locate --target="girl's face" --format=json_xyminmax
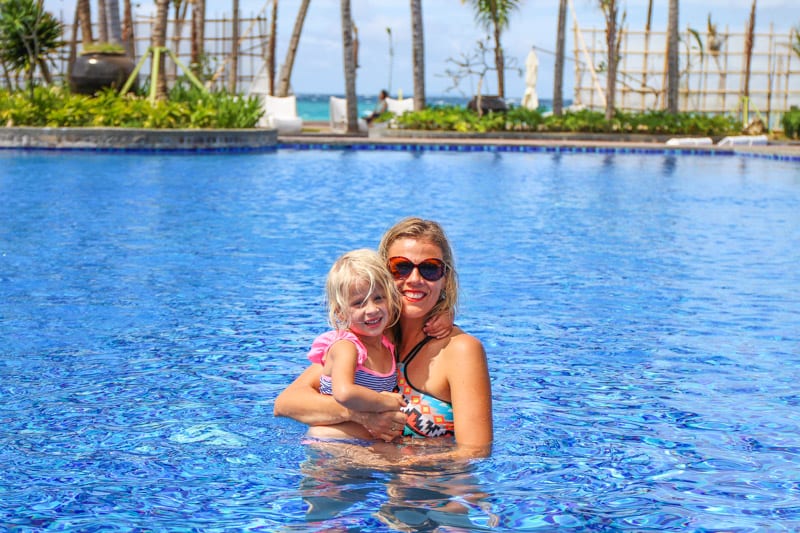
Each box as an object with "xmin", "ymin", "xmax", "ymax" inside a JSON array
[
  {"xmin": 386, "ymin": 238, "xmax": 446, "ymax": 320},
  {"xmin": 345, "ymin": 280, "xmax": 390, "ymax": 338}
]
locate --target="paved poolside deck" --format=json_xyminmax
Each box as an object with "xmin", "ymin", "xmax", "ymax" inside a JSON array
[
  {"xmin": 2, "ymin": 122, "xmax": 798, "ymax": 159},
  {"xmin": 282, "ymin": 121, "xmax": 800, "ymax": 160}
]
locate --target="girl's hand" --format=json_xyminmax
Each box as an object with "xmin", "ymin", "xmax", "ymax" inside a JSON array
[{"xmin": 423, "ymin": 310, "xmax": 454, "ymax": 339}]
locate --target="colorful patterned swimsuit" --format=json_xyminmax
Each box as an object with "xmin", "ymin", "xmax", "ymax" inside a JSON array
[{"xmin": 398, "ymin": 336, "xmax": 455, "ymax": 438}]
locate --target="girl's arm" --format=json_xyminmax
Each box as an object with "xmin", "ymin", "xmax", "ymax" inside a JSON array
[
  {"xmin": 273, "ymin": 363, "xmax": 406, "ymax": 442},
  {"xmin": 329, "ymin": 340, "xmax": 405, "ymax": 413}
]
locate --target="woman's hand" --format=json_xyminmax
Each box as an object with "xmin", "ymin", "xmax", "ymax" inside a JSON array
[{"xmin": 351, "ymin": 409, "xmax": 407, "ymax": 442}]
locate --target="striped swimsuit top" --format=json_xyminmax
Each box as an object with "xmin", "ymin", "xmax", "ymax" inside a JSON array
[{"xmin": 307, "ymin": 330, "xmax": 397, "ymax": 395}]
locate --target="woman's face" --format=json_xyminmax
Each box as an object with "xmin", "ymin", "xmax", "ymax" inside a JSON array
[{"xmin": 386, "ymin": 238, "xmax": 445, "ymax": 320}]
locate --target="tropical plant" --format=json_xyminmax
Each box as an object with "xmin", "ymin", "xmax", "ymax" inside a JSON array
[
  {"xmin": 461, "ymin": 0, "xmax": 521, "ymax": 98},
  {"xmin": 0, "ymin": 85, "xmax": 262, "ymax": 128},
  {"xmin": 410, "ymin": 0, "xmax": 425, "ymax": 110},
  {"xmin": 0, "ymin": 0, "xmax": 64, "ymax": 91},
  {"xmin": 781, "ymin": 107, "xmax": 800, "ymax": 139},
  {"xmin": 389, "ymin": 104, "xmax": 740, "ymax": 136}
]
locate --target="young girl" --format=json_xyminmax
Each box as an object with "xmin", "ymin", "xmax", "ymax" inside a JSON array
[{"xmin": 305, "ymin": 249, "xmax": 406, "ymax": 439}]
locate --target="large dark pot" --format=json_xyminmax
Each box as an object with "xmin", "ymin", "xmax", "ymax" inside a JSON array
[
  {"xmin": 69, "ymin": 52, "xmax": 136, "ymax": 95},
  {"xmin": 467, "ymin": 95, "xmax": 508, "ymax": 114}
]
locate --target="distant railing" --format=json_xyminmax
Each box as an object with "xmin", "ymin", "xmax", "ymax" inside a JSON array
[{"xmin": 572, "ymin": 24, "xmax": 799, "ymax": 128}]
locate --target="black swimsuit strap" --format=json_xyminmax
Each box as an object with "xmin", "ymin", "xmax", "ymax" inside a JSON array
[{"xmin": 401, "ymin": 335, "xmax": 434, "ymax": 365}]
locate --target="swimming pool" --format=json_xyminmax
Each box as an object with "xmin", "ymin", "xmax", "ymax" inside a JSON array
[{"xmin": 1, "ymin": 147, "xmax": 799, "ymax": 531}]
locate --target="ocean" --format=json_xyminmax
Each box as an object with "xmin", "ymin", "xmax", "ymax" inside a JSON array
[{"xmin": 294, "ymin": 93, "xmax": 557, "ymax": 122}]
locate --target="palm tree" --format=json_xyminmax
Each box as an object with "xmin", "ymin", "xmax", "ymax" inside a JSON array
[
  {"xmin": 0, "ymin": 0, "xmax": 63, "ymax": 91},
  {"xmin": 552, "ymin": 0, "xmax": 567, "ymax": 115},
  {"xmin": 277, "ymin": 0, "xmax": 310, "ymax": 96},
  {"xmin": 97, "ymin": 0, "xmax": 108, "ymax": 43},
  {"xmin": 76, "ymin": 0, "xmax": 93, "ymax": 46},
  {"xmin": 191, "ymin": 0, "xmax": 205, "ymax": 75},
  {"xmin": 340, "ymin": 0, "xmax": 358, "ymax": 133},
  {"xmin": 410, "ymin": 0, "xmax": 425, "ymax": 110},
  {"xmin": 600, "ymin": 0, "xmax": 620, "ymax": 121},
  {"xmin": 268, "ymin": 0, "xmax": 277, "ymax": 95},
  {"xmin": 122, "ymin": 0, "xmax": 134, "ymax": 57},
  {"xmin": 107, "ymin": 1, "xmax": 122, "ymax": 44},
  {"xmin": 462, "ymin": 0, "xmax": 521, "ymax": 98},
  {"xmin": 666, "ymin": 0, "xmax": 679, "ymax": 113},
  {"xmin": 228, "ymin": 0, "xmax": 240, "ymax": 93},
  {"xmin": 152, "ymin": 0, "xmax": 170, "ymax": 99}
]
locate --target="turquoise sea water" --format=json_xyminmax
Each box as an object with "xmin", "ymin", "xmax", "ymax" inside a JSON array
[
  {"xmin": 1, "ymin": 147, "xmax": 799, "ymax": 531},
  {"xmin": 294, "ymin": 93, "xmax": 556, "ymax": 121}
]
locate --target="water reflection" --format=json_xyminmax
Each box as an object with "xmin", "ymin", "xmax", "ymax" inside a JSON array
[{"xmin": 299, "ymin": 438, "xmax": 497, "ymax": 531}]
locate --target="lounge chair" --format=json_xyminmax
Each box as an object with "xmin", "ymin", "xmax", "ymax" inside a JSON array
[
  {"xmin": 665, "ymin": 137, "xmax": 713, "ymax": 146},
  {"xmin": 717, "ymin": 135, "xmax": 768, "ymax": 146},
  {"xmin": 258, "ymin": 95, "xmax": 303, "ymax": 135},
  {"xmin": 386, "ymin": 97, "xmax": 415, "ymax": 116},
  {"xmin": 329, "ymin": 96, "xmax": 367, "ymax": 133}
]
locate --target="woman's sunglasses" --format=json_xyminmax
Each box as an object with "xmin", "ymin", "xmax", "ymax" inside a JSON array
[{"xmin": 388, "ymin": 256, "xmax": 447, "ymax": 282}]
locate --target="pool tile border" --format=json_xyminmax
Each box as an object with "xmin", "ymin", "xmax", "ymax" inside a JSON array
[{"xmin": 278, "ymin": 141, "xmax": 800, "ymax": 161}]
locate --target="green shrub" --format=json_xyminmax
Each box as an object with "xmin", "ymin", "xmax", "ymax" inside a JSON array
[
  {"xmin": 0, "ymin": 85, "xmax": 261, "ymax": 128},
  {"xmin": 391, "ymin": 104, "xmax": 740, "ymax": 137},
  {"xmin": 782, "ymin": 108, "xmax": 800, "ymax": 139}
]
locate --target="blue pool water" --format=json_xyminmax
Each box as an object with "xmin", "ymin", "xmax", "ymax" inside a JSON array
[{"xmin": 1, "ymin": 147, "xmax": 799, "ymax": 531}]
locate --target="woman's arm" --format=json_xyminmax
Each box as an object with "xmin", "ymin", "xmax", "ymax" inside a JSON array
[
  {"xmin": 447, "ymin": 333, "xmax": 493, "ymax": 455},
  {"xmin": 273, "ymin": 363, "xmax": 406, "ymax": 441}
]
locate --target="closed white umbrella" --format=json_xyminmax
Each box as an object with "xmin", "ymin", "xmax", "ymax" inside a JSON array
[{"xmin": 521, "ymin": 48, "xmax": 539, "ymax": 110}]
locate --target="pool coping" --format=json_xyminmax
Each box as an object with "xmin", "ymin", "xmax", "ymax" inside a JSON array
[
  {"xmin": 1, "ymin": 125, "xmax": 799, "ymax": 160},
  {"xmin": 0, "ymin": 126, "xmax": 278, "ymax": 153}
]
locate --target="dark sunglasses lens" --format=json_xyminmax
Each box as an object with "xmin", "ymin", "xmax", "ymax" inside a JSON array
[
  {"xmin": 389, "ymin": 260, "xmax": 415, "ymax": 278},
  {"xmin": 418, "ymin": 260, "xmax": 445, "ymax": 281}
]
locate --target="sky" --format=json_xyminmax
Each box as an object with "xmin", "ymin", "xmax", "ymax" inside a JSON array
[{"xmin": 44, "ymin": 1, "xmax": 799, "ymax": 99}]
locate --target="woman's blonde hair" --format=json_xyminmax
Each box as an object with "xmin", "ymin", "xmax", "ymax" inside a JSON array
[
  {"xmin": 326, "ymin": 248, "xmax": 402, "ymax": 330},
  {"xmin": 378, "ymin": 217, "xmax": 459, "ymax": 321}
]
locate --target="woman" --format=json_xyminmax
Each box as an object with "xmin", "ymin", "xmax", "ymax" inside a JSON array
[{"xmin": 274, "ymin": 217, "xmax": 493, "ymax": 457}]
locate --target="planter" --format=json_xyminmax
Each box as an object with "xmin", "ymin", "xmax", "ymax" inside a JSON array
[
  {"xmin": 69, "ymin": 52, "xmax": 136, "ymax": 95},
  {"xmin": 468, "ymin": 95, "xmax": 508, "ymax": 114}
]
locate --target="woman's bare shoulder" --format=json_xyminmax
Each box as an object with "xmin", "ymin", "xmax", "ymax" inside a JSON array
[{"xmin": 442, "ymin": 328, "xmax": 485, "ymax": 358}]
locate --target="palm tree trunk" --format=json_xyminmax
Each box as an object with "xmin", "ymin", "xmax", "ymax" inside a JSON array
[
  {"xmin": 277, "ymin": 0, "xmax": 311, "ymax": 96},
  {"xmin": 122, "ymin": 0, "xmax": 134, "ymax": 58},
  {"xmin": 191, "ymin": 0, "xmax": 205, "ymax": 75},
  {"xmin": 97, "ymin": 0, "xmax": 109, "ymax": 43},
  {"xmin": 743, "ymin": 0, "xmax": 756, "ymax": 98},
  {"xmin": 229, "ymin": 0, "xmax": 240, "ymax": 93},
  {"xmin": 603, "ymin": 0, "xmax": 618, "ymax": 121},
  {"xmin": 553, "ymin": 0, "xmax": 567, "ymax": 115},
  {"xmin": 107, "ymin": 1, "xmax": 122, "ymax": 44},
  {"xmin": 666, "ymin": 0, "xmax": 679, "ymax": 113},
  {"xmin": 153, "ymin": 0, "xmax": 170, "ymax": 100},
  {"xmin": 410, "ymin": 0, "xmax": 425, "ymax": 110},
  {"xmin": 77, "ymin": 0, "xmax": 93, "ymax": 46},
  {"xmin": 493, "ymin": 23, "xmax": 505, "ymax": 98},
  {"xmin": 341, "ymin": 0, "xmax": 358, "ymax": 133},
  {"xmin": 268, "ymin": 0, "xmax": 278, "ymax": 95}
]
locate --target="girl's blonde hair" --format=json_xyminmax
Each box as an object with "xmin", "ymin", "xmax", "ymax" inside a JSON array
[
  {"xmin": 378, "ymin": 217, "xmax": 459, "ymax": 321},
  {"xmin": 326, "ymin": 248, "xmax": 401, "ymax": 330}
]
